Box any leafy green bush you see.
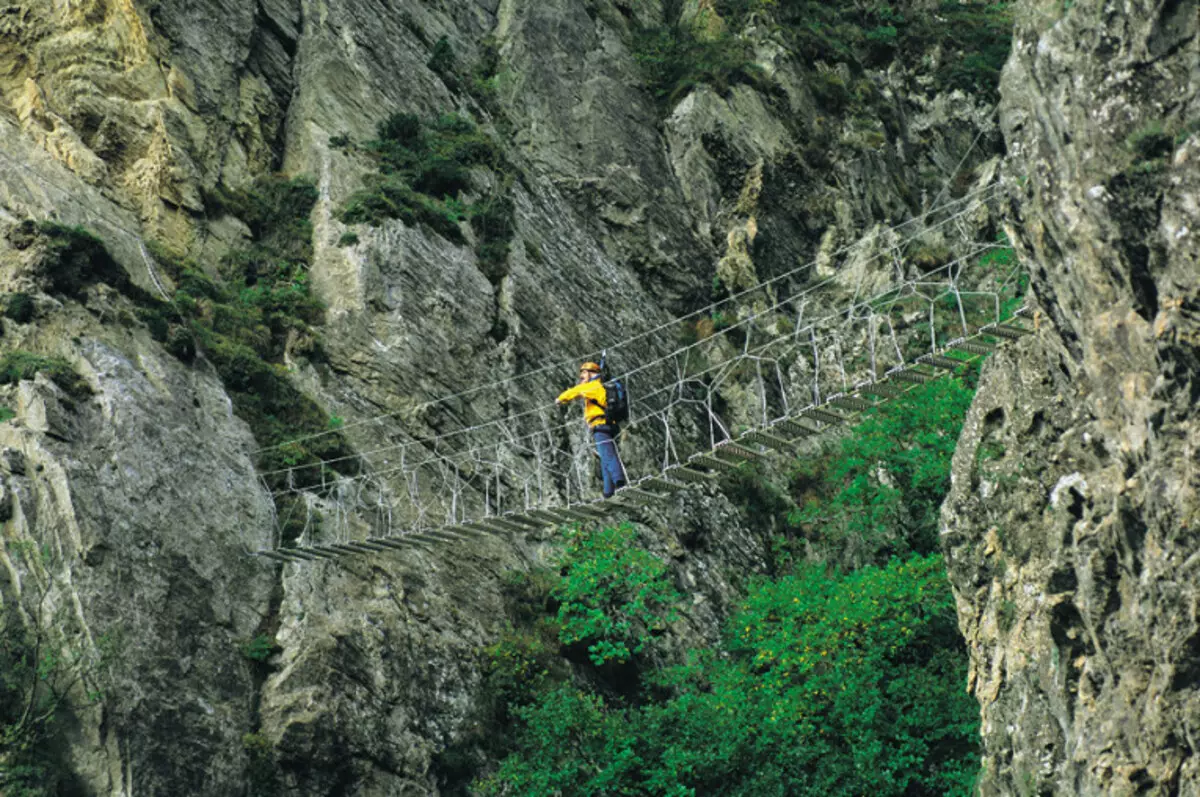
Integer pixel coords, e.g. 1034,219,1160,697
480,555,979,796
1126,121,1172,162
478,686,641,796
553,523,681,666
239,634,274,662
152,176,355,494
339,111,517,276
632,25,763,108
5,220,134,299
341,175,466,242
1,545,112,797
789,374,975,562
483,625,564,717
205,175,317,269
428,35,459,90
339,112,501,229
242,731,280,796
500,566,559,625
4,294,34,324
718,0,1011,99
0,351,89,398
471,194,517,284
470,37,504,112
978,242,1025,320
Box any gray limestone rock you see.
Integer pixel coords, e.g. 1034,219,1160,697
942,0,1200,792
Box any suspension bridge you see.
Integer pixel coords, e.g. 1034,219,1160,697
0,142,1025,564
250,182,1031,565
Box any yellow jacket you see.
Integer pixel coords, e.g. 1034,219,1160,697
557,378,608,428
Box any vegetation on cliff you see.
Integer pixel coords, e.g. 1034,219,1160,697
628,0,1011,112
471,374,982,796
338,112,517,284
143,176,355,497
1,543,110,797
0,352,90,400
725,0,1011,97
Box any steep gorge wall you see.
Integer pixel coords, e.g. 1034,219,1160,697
0,0,1007,793
942,0,1199,793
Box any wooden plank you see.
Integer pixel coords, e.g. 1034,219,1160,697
689,452,741,472
665,465,716,483
829,396,875,412
741,429,796,452
715,441,765,461
803,408,849,425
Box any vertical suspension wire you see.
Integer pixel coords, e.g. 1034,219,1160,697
772,358,789,422
884,315,904,366
833,335,848,393
868,313,878,382
951,260,970,338
495,448,503,516
809,327,821,407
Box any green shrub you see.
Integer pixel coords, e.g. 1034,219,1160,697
500,566,559,624
483,626,562,714
523,238,544,264
339,111,517,275
632,25,764,108
378,112,422,147
1,550,113,797
553,523,681,666
978,242,1026,320
242,731,279,796
648,555,979,796
471,194,516,284
789,373,976,563
478,686,640,796
428,35,459,89
718,0,1011,99
470,37,504,111
337,231,359,247
480,555,979,797
811,70,851,112
239,634,274,662
152,176,355,493
1127,121,1172,162
3,294,33,324
5,221,134,298
205,175,317,267
0,351,89,398
341,175,466,241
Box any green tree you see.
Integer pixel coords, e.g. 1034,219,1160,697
480,555,979,796
790,373,976,562
553,523,681,666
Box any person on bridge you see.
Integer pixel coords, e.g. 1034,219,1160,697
556,361,627,498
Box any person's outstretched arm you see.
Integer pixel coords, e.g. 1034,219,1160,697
556,383,585,404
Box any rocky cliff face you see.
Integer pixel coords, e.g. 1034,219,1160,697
941,0,1199,793
0,0,1008,794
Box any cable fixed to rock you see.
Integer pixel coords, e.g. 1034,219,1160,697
259,227,1031,564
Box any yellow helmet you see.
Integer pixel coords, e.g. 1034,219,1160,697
579,361,602,374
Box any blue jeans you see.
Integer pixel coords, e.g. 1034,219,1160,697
592,426,627,498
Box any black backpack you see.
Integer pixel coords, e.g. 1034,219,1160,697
603,378,629,425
